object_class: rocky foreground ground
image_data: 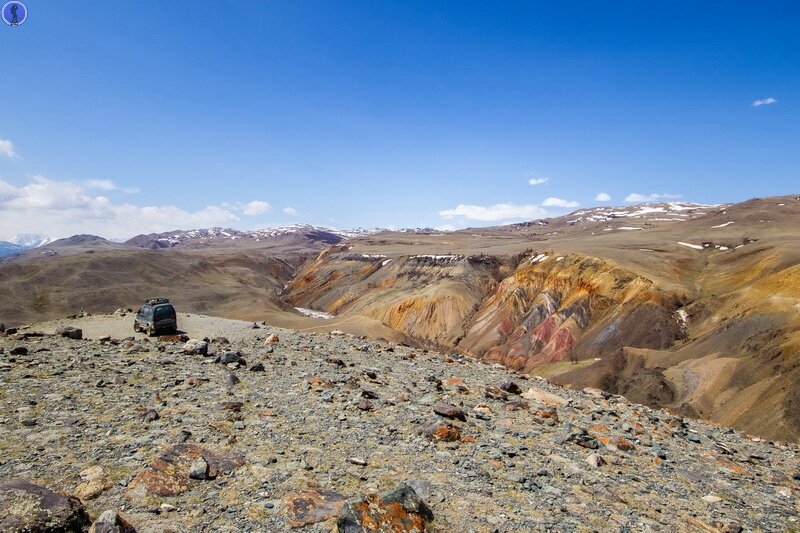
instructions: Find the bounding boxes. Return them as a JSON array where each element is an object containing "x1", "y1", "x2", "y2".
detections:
[{"x1": 0, "y1": 314, "x2": 798, "y2": 532}]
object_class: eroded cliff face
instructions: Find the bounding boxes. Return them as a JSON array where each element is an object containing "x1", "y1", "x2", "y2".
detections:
[
  {"x1": 285, "y1": 243, "x2": 800, "y2": 442},
  {"x1": 288, "y1": 250, "x2": 512, "y2": 347},
  {"x1": 459, "y1": 254, "x2": 683, "y2": 372},
  {"x1": 288, "y1": 249, "x2": 683, "y2": 368}
]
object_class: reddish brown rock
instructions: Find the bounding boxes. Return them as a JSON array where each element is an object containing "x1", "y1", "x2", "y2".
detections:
[
  {"x1": 357, "y1": 401, "x2": 374, "y2": 411},
  {"x1": 337, "y1": 484, "x2": 433, "y2": 533},
  {"x1": 484, "y1": 386, "x2": 509, "y2": 401},
  {"x1": 503, "y1": 400, "x2": 529, "y2": 412},
  {"x1": 432, "y1": 402, "x2": 467, "y2": 421},
  {"x1": 158, "y1": 334, "x2": 189, "y2": 343},
  {"x1": 306, "y1": 376, "x2": 334, "y2": 390},
  {"x1": 417, "y1": 420, "x2": 462, "y2": 442},
  {"x1": 265, "y1": 334, "x2": 280, "y2": 345},
  {"x1": 128, "y1": 444, "x2": 244, "y2": 497},
  {"x1": 283, "y1": 489, "x2": 347, "y2": 528},
  {"x1": 0, "y1": 479, "x2": 91, "y2": 532},
  {"x1": 598, "y1": 436, "x2": 636, "y2": 452}
]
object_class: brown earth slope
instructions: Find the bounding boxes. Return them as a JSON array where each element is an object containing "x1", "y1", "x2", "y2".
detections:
[{"x1": 285, "y1": 195, "x2": 800, "y2": 441}]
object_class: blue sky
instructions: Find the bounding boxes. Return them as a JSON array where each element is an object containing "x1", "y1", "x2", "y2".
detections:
[{"x1": 0, "y1": 1, "x2": 798, "y2": 240}]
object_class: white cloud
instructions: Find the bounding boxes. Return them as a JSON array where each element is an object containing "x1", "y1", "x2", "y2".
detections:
[
  {"x1": 84, "y1": 179, "x2": 139, "y2": 194},
  {"x1": 282, "y1": 206, "x2": 298, "y2": 216},
  {"x1": 439, "y1": 203, "x2": 551, "y2": 221},
  {"x1": 528, "y1": 176, "x2": 550, "y2": 186},
  {"x1": 85, "y1": 179, "x2": 116, "y2": 190},
  {"x1": 625, "y1": 192, "x2": 682, "y2": 202},
  {"x1": 542, "y1": 197, "x2": 580, "y2": 208},
  {"x1": 0, "y1": 175, "x2": 243, "y2": 241},
  {"x1": 752, "y1": 97, "x2": 777, "y2": 107},
  {"x1": 0, "y1": 139, "x2": 18, "y2": 159},
  {"x1": 242, "y1": 200, "x2": 272, "y2": 216},
  {"x1": 595, "y1": 192, "x2": 611, "y2": 202}
]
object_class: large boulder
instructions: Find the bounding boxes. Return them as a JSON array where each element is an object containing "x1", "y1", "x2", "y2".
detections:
[
  {"x1": 0, "y1": 479, "x2": 91, "y2": 532},
  {"x1": 55, "y1": 326, "x2": 83, "y2": 340},
  {"x1": 337, "y1": 484, "x2": 434, "y2": 532}
]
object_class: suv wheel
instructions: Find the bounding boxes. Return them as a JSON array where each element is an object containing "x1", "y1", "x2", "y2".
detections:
[{"x1": 147, "y1": 325, "x2": 155, "y2": 337}]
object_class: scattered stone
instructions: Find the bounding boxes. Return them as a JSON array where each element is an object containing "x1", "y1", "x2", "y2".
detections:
[
  {"x1": 89, "y1": 510, "x2": 137, "y2": 533},
  {"x1": 188, "y1": 456, "x2": 209, "y2": 480},
  {"x1": 0, "y1": 479, "x2": 91, "y2": 531},
  {"x1": 433, "y1": 402, "x2": 467, "y2": 421},
  {"x1": 75, "y1": 465, "x2": 108, "y2": 500},
  {"x1": 522, "y1": 387, "x2": 569, "y2": 407},
  {"x1": 652, "y1": 447, "x2": 668, "y2": 460},
  {"x1": 223, "y1": 373, "x2": 240, "y2": 387},
  {"x1": 484, "y1": 386, "x2": 508, "y2": 401},
  {"x1": 500, "y1": 381, "x2": 522, "y2": 394},
  {"x1": 361, "y1": 389, "x2": 379, "y2": 399},
  {"x1": 473, "y1": 403, "x2": 493, "y2": 420},
  {"x1": 337, "y1": 484, "x2": 434, "y2": 533},
  {"x1": 585, "y1": 454, "x2": 606, "y2": 468},
  {"x1": 140, "y1": 409, "x2": 160, "y2": 423},
  {"x1": 702, "y1": 494, "x2": 723, "y2": 504},
  {"x1": 182, "y1": 339, "x2": 208, "y2": 356},
  {"x1": 56, "y1": 326, "x2": 83, "y2": 340},
  {"x1": 265, "y1": 334, "x2": 280, "y2": 345},
  {"x1": 283, "y1": 489, "x2": 347, "y2": 528},
  {"x1": 249, "y1": 362, "x2": 265, "y2": 372},
  {"x1": 9, "y1": 346, "x2": 28, "y2": 355},
  {"x1": 417, "y1": 420, "x2": 462, "y2": 442},
  {"x1": 559, "y1": 424, "x2": 600, "y2": 449},
  {"x1": 348, "y1": 457, "x2": 368, "y2": 466}
]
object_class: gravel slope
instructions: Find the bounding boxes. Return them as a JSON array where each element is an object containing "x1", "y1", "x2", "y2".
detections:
[{"x1": 0, "y1": 314, "x2": 798, "y2": 532}]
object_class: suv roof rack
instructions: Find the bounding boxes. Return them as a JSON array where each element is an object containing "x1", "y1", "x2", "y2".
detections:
[{"x1": 145, "y1": 298, "x2": 170, "y2": 306}]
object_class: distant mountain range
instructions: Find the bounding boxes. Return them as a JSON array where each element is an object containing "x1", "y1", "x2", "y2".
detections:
[{"x1": 0, "y1": 225, "x2": 441, "y2": 256}]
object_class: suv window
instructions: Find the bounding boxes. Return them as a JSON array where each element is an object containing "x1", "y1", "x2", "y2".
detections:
[{"x1": 154, "y1": 305, "x2": 175, "y2": 319}]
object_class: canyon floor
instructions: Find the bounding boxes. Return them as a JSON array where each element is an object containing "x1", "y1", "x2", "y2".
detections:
[{"x1": 1, "y1": 314, "x2": 799, "y2": 532}]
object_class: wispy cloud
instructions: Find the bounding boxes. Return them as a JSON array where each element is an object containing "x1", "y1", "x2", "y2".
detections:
[
  {"x1": 439, "y1": 203, "x2": 551, "y2": 222},
  {"x1": 0, "y1": 175, "x2": 246, "y2": 241},
  {"x1": 242, "y1": 200, "x2": 272, "y2": 216},
  {"x1": 85, "y1": 179, "x2": 139, "y2": 194},
  {"x1": 595, "y1": 192, "x2": 611, "y2": 202},
  {"x1": 528, "y1": 176, "x2": 550, "y2": 186},
  {"x1": 0, "y1": 139, "x2": 18, "y2": 159},
  {"x1": 542, "y1": 197, "x2": 580, "y2": 208},
  {"x1": 752, "y1": 97, "x2": 777, "y2": 107},
  {"x1": 625, "y1": 192, "x2": 682, "y2": 202},
  {"x1": 283, "y1": 206, "x2": 298, "y2": 216}
]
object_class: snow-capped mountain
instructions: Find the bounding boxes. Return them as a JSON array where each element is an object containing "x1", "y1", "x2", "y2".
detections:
[
  {"x1": 0, "y1": 234, "x2": 55, "y2": 257},
  {"x1": 124, "y1": 224, "x2": 391, "y2": 249},
  {"x1": 9, "y1": 234, "x2": 55, "y2": 248}
]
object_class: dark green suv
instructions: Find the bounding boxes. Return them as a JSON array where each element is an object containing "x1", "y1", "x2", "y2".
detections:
[{"x1": 134, "y1": 298, "x2": 178, "y2": 336}]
